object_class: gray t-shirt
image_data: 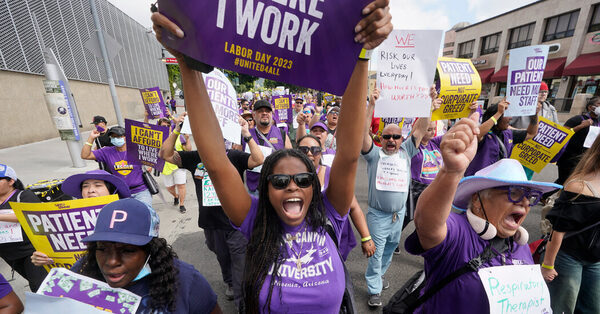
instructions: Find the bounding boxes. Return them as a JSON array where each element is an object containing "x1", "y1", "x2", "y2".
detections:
[{"x1": 362, "y1": 136, "x2": 418, "y2": 213}]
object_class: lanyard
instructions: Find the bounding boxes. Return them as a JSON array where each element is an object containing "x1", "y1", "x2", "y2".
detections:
[{"x1": 0, "y1": 190, "x2": 17, "y2": 207}]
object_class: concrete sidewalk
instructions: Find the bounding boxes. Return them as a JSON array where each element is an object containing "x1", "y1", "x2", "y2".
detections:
[{"x1": 0, "y1": 133, "x2": 200, "y2": 300}]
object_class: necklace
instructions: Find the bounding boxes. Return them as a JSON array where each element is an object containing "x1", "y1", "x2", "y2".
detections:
[{"x1": 286, "y1": 224, "x2": 307, "y2": 271}]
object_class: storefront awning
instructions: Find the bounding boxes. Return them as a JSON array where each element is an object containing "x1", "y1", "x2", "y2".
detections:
[
  {"x1": 564, "y1": 52, "x2": 600, "y2": 76},
  {"x1": 490, "y1": 66, "x2": 508, "y2": 83},
  {"x1": 543, "y1": 57, "x2": 566, "y2": 78},
  {"x1": 477, "y1": 68, "x2": 495, "y2": 84}
]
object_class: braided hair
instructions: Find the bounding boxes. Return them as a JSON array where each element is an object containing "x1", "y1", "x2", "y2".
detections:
[
  {"x1": 78, "y1": 237, "x2": 179, "y2": 312},
  {"x1": 243, "y1": 149, "x2": 327, "y2": 313}
]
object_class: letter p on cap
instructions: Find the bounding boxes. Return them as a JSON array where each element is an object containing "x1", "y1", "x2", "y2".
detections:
[{"x1": 110, "y1": 210, "x2": 128, "y2": 228}]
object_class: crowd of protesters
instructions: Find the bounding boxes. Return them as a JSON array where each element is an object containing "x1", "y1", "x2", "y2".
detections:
[{"x1": 1, "y1": 0, "x2": 599, "y2": 313}]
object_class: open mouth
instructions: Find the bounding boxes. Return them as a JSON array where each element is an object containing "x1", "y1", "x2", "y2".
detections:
[
  {"x1": 504, "y1": 212, "x2": 525, "y2": 229},
  {"x1": 386, "y1": 143, "x2": 396, "y2": 150},
  {"x1": 283, "y1": 198, "x2": 304, "y2": 216}
]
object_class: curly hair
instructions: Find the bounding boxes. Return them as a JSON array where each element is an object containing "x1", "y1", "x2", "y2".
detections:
[
  {"x1": 78, "y1": 237, "x2": 179, "y2": 312},
  {"x1": 243, "y1": 149, "x2": 327, "y2": 313}
]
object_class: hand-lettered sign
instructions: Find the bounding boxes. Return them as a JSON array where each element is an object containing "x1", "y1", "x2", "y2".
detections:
[
  {"x1": 375, "y1": 30, "x2": 443, "y2": 118},
  {"x1": 140, "y1": 87, "x2": 169, "y2": 119}
]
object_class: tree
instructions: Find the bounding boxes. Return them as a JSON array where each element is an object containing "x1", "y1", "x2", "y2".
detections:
[{"x1": 166, "y1": 64, "x2": 182, "y2": 97}]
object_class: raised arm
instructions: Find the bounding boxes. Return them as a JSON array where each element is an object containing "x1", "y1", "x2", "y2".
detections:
[
  {"x1": 240, "y1": 116, "x2": 264, "y2": 169},
  {"x1": 524, "y1": 103, "x2": 541, "y2": 141},
  {"x1": 296, "y1": 113, "x2": 308, "y2": 143},
  {"x1": 477, "y1": 99, "x2": 508, "y2": 141},
  {"x1": 158, "y1": 113, "x2": 186, "y2": 165},
  {"x1": 327, "y1": 0, "x2": 393, "y2": 215},
  {"x1": 81, "y1": 130, "x2": 100, "y2": 160},
  {"x1": 410, "y1": 87, "x2": 441, "y2": 147},
  {"x1": 152, "y1": 13, "x2": 251, "y2": 226},
  {"x1": 414, "y1": 112, "x2": 480, "y2": 250},
  {"x1": 362, "y1": 89, "x2": 378, "y2": 153}
]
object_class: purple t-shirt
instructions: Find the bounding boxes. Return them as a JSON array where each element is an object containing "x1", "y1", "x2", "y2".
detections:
[
  {"x1": 0, "y1": 274, "x2": 12, "y2": 299},
  {"x1": 237, "y1": 192, "x2": 347, "y2": 313},
  {"x1": 93, "y1": 146, "x2": 146, "y2": 193},
  {"x1": 410, "y1": 136, "x2": 443, "y2": 185},
  {"x1": 405, "y1": 213, "x2": 534, "y2": 313}
]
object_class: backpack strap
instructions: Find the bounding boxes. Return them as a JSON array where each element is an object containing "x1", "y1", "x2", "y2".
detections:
[{"x1": 407, "y1": 238, "x2": 508, "y2": 312}]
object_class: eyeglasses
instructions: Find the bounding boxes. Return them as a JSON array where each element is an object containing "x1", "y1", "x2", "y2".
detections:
[
  {"x1": 539, "y1": 91, "x2": 549, "y2": 95},
  {"x1": 267, "y1": 173, "x2": 314, "y2": 190},
  {"x1": 496, "y1": 186, "x2": 543, "y2": 206},
  {"x1": 298, "y1": 146, "x2": 322, "y2": 155},
  {"x1": 295, "y1": 101, "x2": 303, "y2": 104},
  {"x1": 381, "y1": 134, "x2": 402, "y2": 140},
  {"x1": 245, "y1": 118, "x2": 253, "y2": 122}
]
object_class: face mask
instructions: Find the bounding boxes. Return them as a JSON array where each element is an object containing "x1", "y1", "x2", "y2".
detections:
[
  {"x1": 594, "y1": 107, "x2": 600, "y2": 116},
  {"x1": 111, "y1": 137, "x2": 126, "y2": 147},
  {"x1": 133, "y1": 255, "x2": 151, "y2": 282}
]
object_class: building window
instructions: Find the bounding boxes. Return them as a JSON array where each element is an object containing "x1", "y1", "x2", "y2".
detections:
[
  {"x1": 444, "y1": 42, "x2": 455, "y2": 48},
  {"x1": 543, "y1": 10, "x2": 579, "y2": 42},
  {"x1": 458, "y1": 40, "x2": 474, "y2": 58},
  {"x1": 443, "y1": 50, "x2": 454, "y2": 56},
  {"x1": 480, "y1": 32, "x2": 501, "y2": 55},
  {"x1": 509, "y1": 23, "x2": 535, "y2": 49},
  {"x1": 590, "y1": 4, "x2": 600, "y2": 32}
]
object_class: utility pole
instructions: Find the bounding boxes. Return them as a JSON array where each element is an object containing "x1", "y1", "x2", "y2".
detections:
[{"x1": 89, "y1": 0, "x2": 124, "y2": 127}]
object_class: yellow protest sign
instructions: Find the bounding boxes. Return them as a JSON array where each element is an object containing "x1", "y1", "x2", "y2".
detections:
[
  {"x1": 510, "y1": 116, "x2": 574, "y2": 173},
  {"x1": 432, "y1": 57, "x2": 481, "y2": 121},
  {"x1": 11, "y1": 195, "x2": 119, "y2": 271}
]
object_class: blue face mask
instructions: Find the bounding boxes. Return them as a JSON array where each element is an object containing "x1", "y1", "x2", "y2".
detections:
[
  {"x1": 111, "y1": 137, "x2": 126, "y2": 147},
  {"x1": 133, "y1": 255, "x2": 151, "y2": 282}
]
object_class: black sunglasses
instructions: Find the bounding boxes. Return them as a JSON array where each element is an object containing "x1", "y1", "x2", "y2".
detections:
[
  {"x1": 298, "y1": 146, "x2": 322, "y2": 155},
  {"x1": 382, "y1": 134, "x2": 402, "y2": 140},
  {"x1": 267, "y1": 173, "x2": 314, "y2": 190},
  {"x1": 245, "y1": 118, "x2": 253, "y2": 122}
]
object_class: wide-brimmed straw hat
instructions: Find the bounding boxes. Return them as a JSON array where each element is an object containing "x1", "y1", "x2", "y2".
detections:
[{"x1": 452, "y1": 159, "x2": 561, "y2": 211}]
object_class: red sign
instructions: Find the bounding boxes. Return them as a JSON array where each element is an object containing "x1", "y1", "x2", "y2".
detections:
[{"x1": 162, "y1": 58, "x2": 179, "y2": 64}]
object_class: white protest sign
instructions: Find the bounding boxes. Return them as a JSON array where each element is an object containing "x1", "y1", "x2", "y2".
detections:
[
  {"x1": 202, "y1": 69, "x2": 241, "y2": 144},
  {"x1": 25, "y1": 292, "x2": 107, "y2": 314},
  {"x1": 478, "y1": 265, "x2": 552, "y2": 314},
  {"x1": 180, "y1": 115, "x2": 191, "y2": 134},
  {"x1": 375, "y1": 30, "x2": 442, "y2": 118},
  {"x1": 584, "y1": 126, "x2": 600, "y2": 148},
  {"x1": 202, "y1": 176, "x2": 222, "y2": 207},
  {"x1": 505, "y1": 45, "x2": 549, "y2": 117},
  {"x1": 375, "y1": 151, "x2": 409, "y2": 192},
  {"x1": 0, "y1": 210, "x2": 22, "y2": 243},
  {"x1": 245, "y1": 145, "x2": 273, "y2": 173}
]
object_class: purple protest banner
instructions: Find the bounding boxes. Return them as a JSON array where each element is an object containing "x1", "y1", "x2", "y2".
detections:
[
  {"x1": 139, "y1": 87, "x2": 169, "y2": 119},
  {"x1": 38, "y1": 268, "x2": 141, "y2": 313},
  {"x1": 504, "y1": 45, "x2": 549, "y2": 117},
  {"x1": 125, "y1": 119, "x2": 168, "y2": 172},
  {"x1": 156, "y1": 0, "x2": 370, "y2": 95},
  {"x1": 272, "y1": 95, "x2": 293, "y2": 124}
]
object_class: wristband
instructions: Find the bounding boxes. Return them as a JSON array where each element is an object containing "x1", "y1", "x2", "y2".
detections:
[
  {"x1": 541, "y1": 263, "x2": 554, "y2": 270},
  {"x1": 359, "y1": 48, "x2": 373, "y2": 60},
  {"x1": 243, "y1": 136, "x2": 253, "y2": 143},
  {"x1": 173, "y1": 131, "x2": 181, "y2": 136},
  {"x1": 490, "y1": 116, "x2": 498, "y2": 125},
  {"x1": 570, "y1": 128, "x2": 574, "y2": 132},
  {"x1": 361, "y1": 236, "x2": 372, "y2": 243},
  {"x1": 85, "y1": 142, "x2": 93, "y2": 147}
]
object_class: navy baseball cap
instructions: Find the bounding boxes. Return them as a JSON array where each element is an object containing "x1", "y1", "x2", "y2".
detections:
[{"x1": 82, "y1": 198, "x2": 159, "y2": 246}]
